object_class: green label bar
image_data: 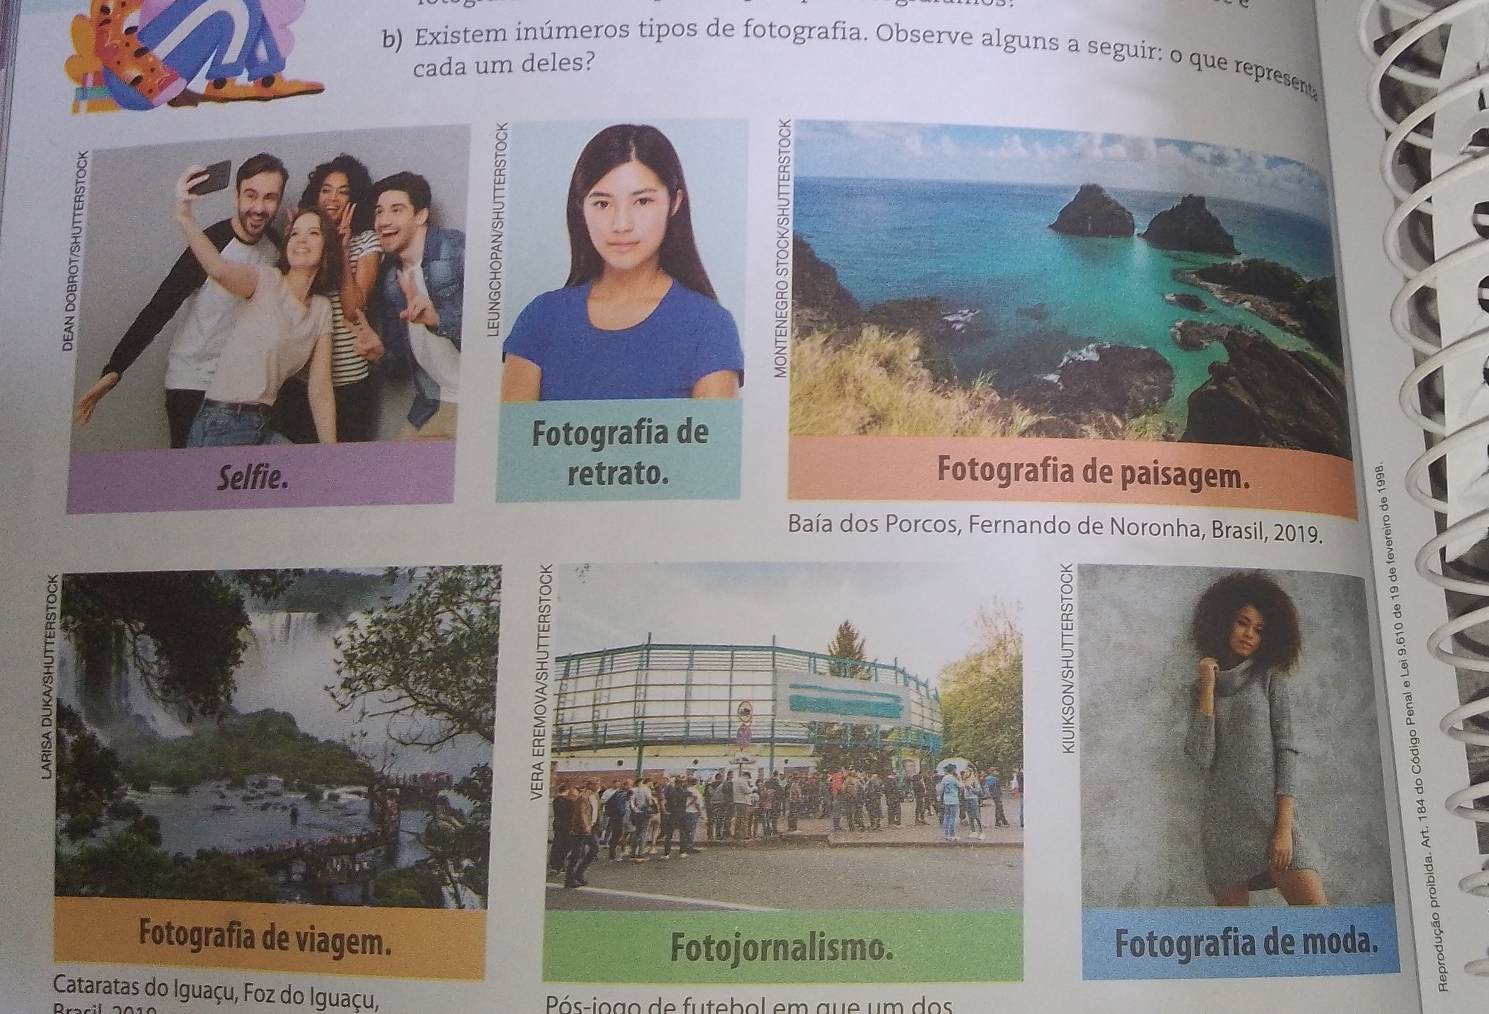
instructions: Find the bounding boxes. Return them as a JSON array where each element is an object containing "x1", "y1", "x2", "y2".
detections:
[{"x1": 544, "y1": 910, "x2": 1022, "y2": 983}]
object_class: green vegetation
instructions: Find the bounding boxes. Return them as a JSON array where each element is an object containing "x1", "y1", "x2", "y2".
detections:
[
  {"x1": 370, "y1": 866, "x2": 446, "y2": 908},
  {"x1": 940, "y1": 609, "x2": 1024, "y2": 775},
  {"x1": 61, "y1": 570, "x2": 299, "y2": 725},
  {"x1": 791, "y1": 328, "x2": 1044, "y2": 438},
  {"x1": 56, "y1": 833, "x2": 277, "y2": 902},
  {"x1": 811, "y1": 621, "x2": 892, "y2": 773},
  {"x1": 334, "y1": 568, "x2": 500, "y2": 908},
  {"x1": 54, "y1": 567, "x2": 500, "y2": 909},
  {"x1": 1120, "y1": 411, "x2": 1179, "y2": 442},
  {"x1": 260, "y1": 569, "x2": 393, "y2": 616},
  {"x1": 332, "y1": 567, "x2": 500, "y2": 749},
  {"x1": 55, "y1": 704, "x2": 123, "y2": 839},
  {"x1": 116, "y1": 710, "x2": 373, "y2": 790}
]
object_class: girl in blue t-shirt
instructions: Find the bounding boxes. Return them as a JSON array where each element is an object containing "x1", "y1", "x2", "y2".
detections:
[{"x1": 501, "y1": 124, "x2": 743, "y2": 402}]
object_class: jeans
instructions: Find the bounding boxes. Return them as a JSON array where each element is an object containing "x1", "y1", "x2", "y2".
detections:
[
  {"x1": 682, "y1": 812, "x2": 699, "y2": 852},
  {"x1": 942, "y1": 803, "x2": 960, "y2": 839},
  {"x1": 186, "y1": 399, "x2": 289, "y2": 447}
]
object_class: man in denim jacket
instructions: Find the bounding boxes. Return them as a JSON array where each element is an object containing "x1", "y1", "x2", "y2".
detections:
[{"x1": 372, "y1": 172, "x2": 464, "y2": 439}]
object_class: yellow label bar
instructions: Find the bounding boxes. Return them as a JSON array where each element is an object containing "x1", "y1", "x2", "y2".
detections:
[{"x1": 55, "y1": 898, "x2": 485, "y2": 980}]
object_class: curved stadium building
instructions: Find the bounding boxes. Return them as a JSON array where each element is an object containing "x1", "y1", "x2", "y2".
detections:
[{"x1": 552, "y1": 639, "x2": 943, "y2": 777}]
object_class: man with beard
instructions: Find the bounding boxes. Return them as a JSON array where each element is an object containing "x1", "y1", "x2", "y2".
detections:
[{"x1": 75, "y1": 154, "x2": 288, "y2": 447}]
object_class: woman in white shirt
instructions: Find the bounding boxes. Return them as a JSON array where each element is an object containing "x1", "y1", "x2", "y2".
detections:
[{"x1": 171, "y1": 165, "x2": 345, "y2": 447}]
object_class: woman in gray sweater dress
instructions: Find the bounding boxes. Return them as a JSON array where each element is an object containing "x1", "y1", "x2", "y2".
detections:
[{"x1": 1184, "y1": 573, "x2": 1328, "y2": 906}]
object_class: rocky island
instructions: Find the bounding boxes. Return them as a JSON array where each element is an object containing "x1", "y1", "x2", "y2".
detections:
[
  {"x1": 1171, "y1": 320, "x2": 1244, "y2": 351},
  {"x1": 1142, "y1": 194, "x2": 1238, "y2": 255},
  {"x1": 1049, "y1": 183, "x2": 1136, "y2": 237},
  {"x1": 1165, "y1": 291, "x2": 1208, "y2": 312},
  {"x1": 1176, "y1": 258, "x2": 1342, "y2": 364}
]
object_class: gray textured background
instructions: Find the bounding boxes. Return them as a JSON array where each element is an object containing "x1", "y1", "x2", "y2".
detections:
[
  {"x1": 71, "y1": 125, "x2": 469, "y2": 452},
  {"x1": 1079, "y1": 565, "x2": 1394, "y2": 907}
]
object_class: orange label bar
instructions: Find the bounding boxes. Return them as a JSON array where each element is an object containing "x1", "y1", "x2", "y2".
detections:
[
  {"x1": 55, "y1": 897, "x2": 485, "y2": 980},
  {"x1": 788, "y1": 437, "x2": 1358, "y2": 519}
]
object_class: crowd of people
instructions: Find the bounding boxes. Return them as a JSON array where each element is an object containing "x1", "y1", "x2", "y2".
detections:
[
  {"x1": 546, "y1": 762, "x2": 1026, "y2": 887},
  {"x1": 231, "y1": 826, "x2": 389, "y2": 864},
  {"x1": 924, "y1": 764, "x2": 1024, "y2": 843}
]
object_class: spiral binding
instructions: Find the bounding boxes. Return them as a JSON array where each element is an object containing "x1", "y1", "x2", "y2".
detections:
[{"x1": 1361, "y1": 0, "x2": 1489, "y2": 977}]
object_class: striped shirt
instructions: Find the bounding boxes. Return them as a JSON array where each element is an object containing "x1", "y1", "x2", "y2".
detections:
[{"x1": 330, "y1": 231, "x2": 381, "y2": 386}]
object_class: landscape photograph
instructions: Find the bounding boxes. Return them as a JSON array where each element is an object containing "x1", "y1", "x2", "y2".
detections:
[
  {"x1": 792, "y1": 122, "x2": 1348, "y2": 456},
  {"x1": 53, "y1": 567, "x2": 499, "y2": 911}
]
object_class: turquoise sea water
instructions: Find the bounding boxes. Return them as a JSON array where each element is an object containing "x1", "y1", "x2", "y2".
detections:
[{"x1": 794, "y1": 177, "x2": 1338, "y2": 424}]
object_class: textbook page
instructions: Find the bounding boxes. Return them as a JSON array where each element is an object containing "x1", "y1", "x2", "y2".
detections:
[
  {"x1": 1315, "y1": 2, "x2": 1489, "y2": 1010},
  {"x1": 0, "y1": 1, "x2": 1419, "y2": 1012}
]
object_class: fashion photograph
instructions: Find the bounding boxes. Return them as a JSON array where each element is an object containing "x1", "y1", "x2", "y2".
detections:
[{"x1": 1078, "y1": 565, "x2": 1394, "y2": 910}]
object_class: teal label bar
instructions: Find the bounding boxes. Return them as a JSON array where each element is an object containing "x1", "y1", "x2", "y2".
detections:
[{"x1": 498, "y1": 400, "x2": 742, "y2": 502}]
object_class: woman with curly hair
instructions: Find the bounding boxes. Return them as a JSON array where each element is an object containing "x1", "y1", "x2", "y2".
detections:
[
  {"x1": 1185, "y1": 572, "x2": 1327, "y2": 906},
  {"x1": 275, "y1": 154, "x2": 384, "y2": 443}
]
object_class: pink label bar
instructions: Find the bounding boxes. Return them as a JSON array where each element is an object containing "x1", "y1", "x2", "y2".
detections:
[
  {"x1": 67, "y1": 442, "x2": 455, "y2": 513},
  {"x1": 789, "y1": 437, "x2": 1358, "y2": 519}
]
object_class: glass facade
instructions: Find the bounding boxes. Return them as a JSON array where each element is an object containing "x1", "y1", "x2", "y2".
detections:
[{"x1": 553, "y1": 642, "x2": 943, "y2": 755}]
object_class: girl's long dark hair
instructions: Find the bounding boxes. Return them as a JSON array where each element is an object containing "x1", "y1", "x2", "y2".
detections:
[
  {"x1": 564, "y1": 124, "x2": 716, "y2": 300},
  {"x1": 301, "y1": 154, "x2": 374, "y2": 234},
  {"x1": 278, "y1": 208, "x2": 344, "y2": 299},
  {"x1": 1191, "y1": 572, "x2": 1301, "y2": 671}
]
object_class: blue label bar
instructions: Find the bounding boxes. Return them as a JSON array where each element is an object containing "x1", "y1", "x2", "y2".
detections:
[{"x1": 1082, "y1": 905, "x2": 1399, "y2": 980}]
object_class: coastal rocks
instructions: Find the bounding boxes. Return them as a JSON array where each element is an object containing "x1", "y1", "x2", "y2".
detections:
[
  {"x1": 1013, "y1": 343, "x2": 1175, "y2": 422},
  {"x1": 865, "y1": 296, "x2": 980, "y2": 345},
  {"x1": 1049, "y1": 183, "x2": 1136, "y2": 237},
  {"x1": 1165, "y1": 292, "x2": 1208, "y2": 313},
  {"x1": 1178, "y1": 259, "x2": 1343, "y2": 364},
  {"x1": 1182, "y1": 327, "x2": 1350, "y2": 457},
  {"x1": 1142, "y1": 195, "x2": 1238, "y2": 255},
  {"x1": 1171, "y1": 320, "x2": 1256, "y2": 351},
  {"x1": 792, "y1": 233, "x2": 862, "y2": 334}
]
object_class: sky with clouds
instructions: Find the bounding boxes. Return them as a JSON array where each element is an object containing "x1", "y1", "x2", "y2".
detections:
[
  {"x1": 555, "y1": 562, "x2": 1020, "y2": 689},
  {"x1": 797, "y1": 121, "x2": 1331, "y2": 221}
]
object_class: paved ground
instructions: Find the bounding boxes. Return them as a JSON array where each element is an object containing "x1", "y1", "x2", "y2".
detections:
[
  {"x1": 781, "y1": 810, "x2": 1023, "y2": 847},
  {"x1": 544, "y1": 844, "x2": 1024, "y2": 912}
]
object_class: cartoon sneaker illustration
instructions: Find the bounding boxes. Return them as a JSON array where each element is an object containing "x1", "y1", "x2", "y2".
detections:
[{"x1": 68, "y1": 0, "x2": 323, "y2": 112}]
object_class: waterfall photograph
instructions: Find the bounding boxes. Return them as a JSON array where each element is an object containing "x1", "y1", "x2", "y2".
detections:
[{"x1": 52, "y1": 567, "x2": 500, "y2": 911}]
